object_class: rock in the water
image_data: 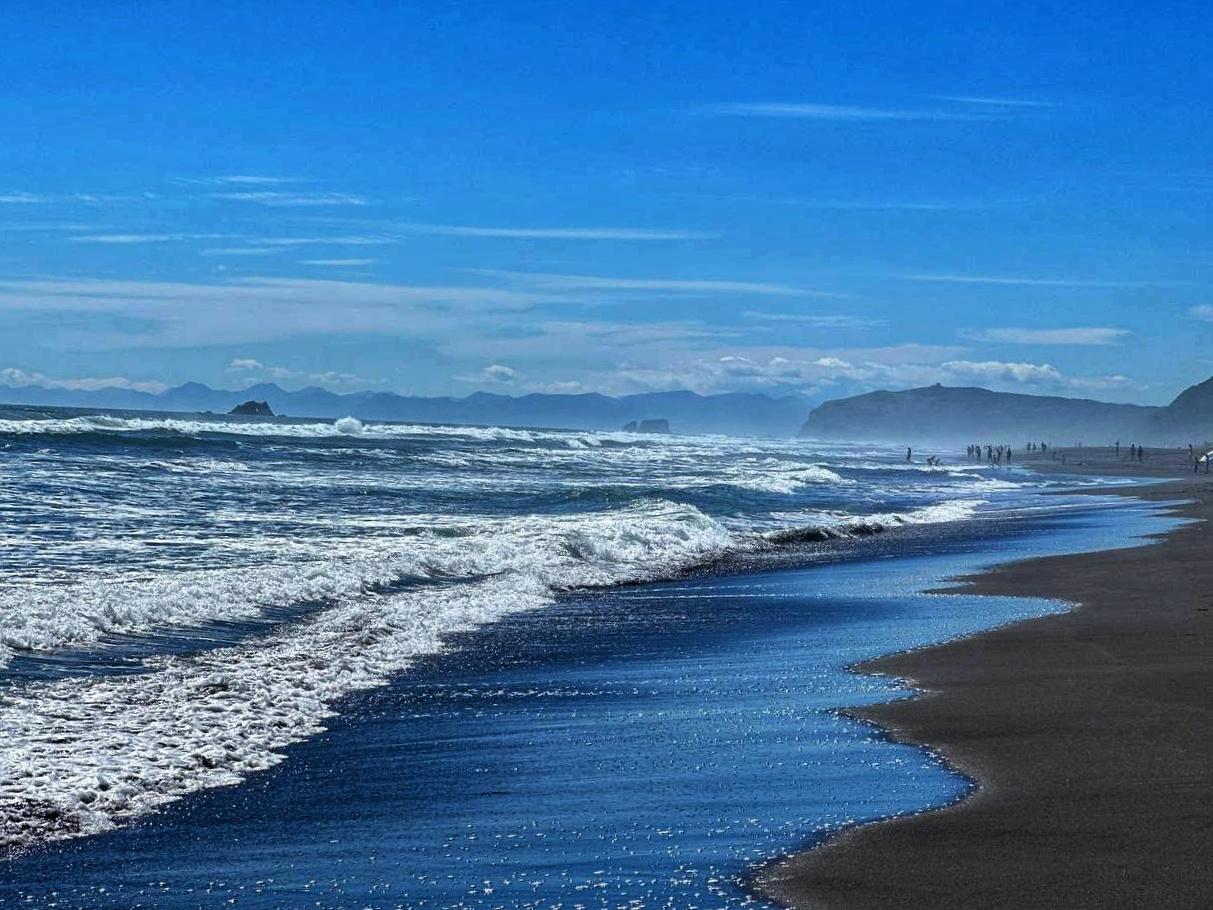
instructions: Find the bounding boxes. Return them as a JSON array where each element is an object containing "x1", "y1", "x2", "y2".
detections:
[{"x1": 229, "y1": 400, "x2": 274, "y2": 417}]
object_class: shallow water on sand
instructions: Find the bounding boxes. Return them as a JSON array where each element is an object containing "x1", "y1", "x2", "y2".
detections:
[{"x1": 0, "y1": 498, "x2": 1178, "y2": 909}]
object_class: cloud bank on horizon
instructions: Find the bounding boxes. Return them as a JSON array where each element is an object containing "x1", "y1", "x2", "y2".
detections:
[{"x1": 1, "y1": 1, "x2": 1209, "y2": 406}]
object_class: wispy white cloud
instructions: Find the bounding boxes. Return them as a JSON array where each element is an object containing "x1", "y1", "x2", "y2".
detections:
[
  {"x1": 595, "y1": 352, "x2": 1132, "y2": 397},
  {"x1": 0, "y1": 222, "x2": 102, "y2": 232},
  {"x1": 71, "y1": 233, "x2": 237, "y2": 244},
  {"x1": 800, "y1": 200, "x2": 1013, "y2": 211},
  {"x1": 172, "y1": 175, "x2": 303, "y2": 186},
  {"x1": 249, "y1": 236, "x2": 396, "y2": 246},
  {"x1": 1, "y1": 366, "x2": 167, "y2": 393},
  {"x1": 932, "y1": 95, "x2": 1057, "y2": 108},
  {"x1": 743, "y1": 311, "x2": 882, "y2": 328},
  {"x1": 1, "y1": 192, "x2": 157, "y2": 205},
  {"x1": 473, "y1": 269, "x2": 836, "y2": 297},
  {"x1": 212, "y1": 175, "x2": 302, "y2": 185},
  {"x1": 0, "y1": 276, "x2": 548, "y2": 349},
  {"x1": 704, "y1": 102, "x2": 979, "y2": 121},
  {"x1": 939, "y1": 359, "x2": 1066, "y2": 385},
  {"x1": 224, "y1": 357, "x2": 383, "y2": 388},
  {"x1": 200, "y1": 247, "x2": 281, "y2": 257},
  {"x1": 1190, "y1": 305, "x2": 1213, "y2": 321},
  {"x1": 399, "y1": 223, "x2": 714, "y2": 240},
  {"x1": 939, "y1": 359, "x2": 1131, "y2": 391},
  {"x1": 210, "y1": 191, "x2": 369, "y2": 206},
  {"x1": 299, "y1": 258, "x2": 378, "y2": 267},
  {"x1": 965, "y1": 326, "x2": 1130, "y2": 345},
  {"x1": 904, "y1": 272, "x2": 1155, "y2": 288},
  {"x1": 455, "y1": 363, "x2": 519, "y2": 385}
]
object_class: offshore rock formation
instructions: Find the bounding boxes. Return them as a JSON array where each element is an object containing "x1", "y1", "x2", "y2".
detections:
[{"x1": 229, "y1": 400, "x2": 274, "y2": 417}]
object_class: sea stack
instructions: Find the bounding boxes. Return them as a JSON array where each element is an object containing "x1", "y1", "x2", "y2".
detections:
[{"x1": 229, "y1": 400, "x2": 274, "y2": 417}]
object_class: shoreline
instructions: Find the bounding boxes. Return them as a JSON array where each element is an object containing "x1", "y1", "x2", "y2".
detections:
[{"x1": 755, "y1": 448, "x2": 1213, "y2": 909}]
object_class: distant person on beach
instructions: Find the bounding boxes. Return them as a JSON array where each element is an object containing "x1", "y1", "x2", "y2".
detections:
[
  {"x1": 906, "y1": 447, "x2": 912, "y2": 463},
  {"x1": 1138, "y1": 446, "x2": 1144, "y2": 462},
  {"x1": 1115, "y1": 441, "x2": 1120, "y2": 457}
]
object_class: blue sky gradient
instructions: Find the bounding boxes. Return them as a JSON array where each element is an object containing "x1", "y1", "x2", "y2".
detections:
[{"x1": 2, "y1": 1, "x2": 1210, "y2": 403}]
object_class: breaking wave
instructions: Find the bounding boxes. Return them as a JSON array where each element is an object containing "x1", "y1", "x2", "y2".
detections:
[
  {"x1": 334, "y1": 416, "x2": 364, "y2": 435},
  {"x1": 0, "y1": 492, "x2": 995, "y2": 850},
  {"x1": 0, "y1": 414, "x2": 620, "y2": 448}
]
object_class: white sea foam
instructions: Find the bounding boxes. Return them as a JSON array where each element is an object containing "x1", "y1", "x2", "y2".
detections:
[
  {"x1": 765, "y1": 498, "x2": 987, "y2": 540},
  {"x1": 0, "y1": 501, "x2": 738, "y2": 849},
  {"x1": 715, "y1": 461, "x2": 847, "y2": 493},
  {"x1": 0, "y1": 492, "x2": 989, "y2": 853},
  {"x1": 334, "y1": 416, "x2": 364, "y2": 435},
  {"x1": 0, "y1": 502, "x2": 733, "y2": 666},
  {"x1": 0, "y1": 414, "x2": 621, "y2": 448},
  {"x1": 148, "y1": 458, "x2": 251, "y2": 474}
]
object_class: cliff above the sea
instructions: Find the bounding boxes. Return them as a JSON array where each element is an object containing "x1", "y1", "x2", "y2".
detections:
[{"x1": 800, "y1": 383, "x2": 1157, "y2": 444}]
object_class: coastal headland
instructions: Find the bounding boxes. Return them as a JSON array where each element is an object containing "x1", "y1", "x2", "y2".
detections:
[{"x1": 758, "y1": 446, "x2": 1213, "y2": 909}]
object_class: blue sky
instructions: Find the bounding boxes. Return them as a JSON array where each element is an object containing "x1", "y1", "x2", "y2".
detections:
[{"x1": 2, "y1": 0, "x2": 1211, "y2": 404}]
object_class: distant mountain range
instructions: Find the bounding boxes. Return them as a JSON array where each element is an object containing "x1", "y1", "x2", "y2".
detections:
[
  {"x1": 11, "y1": 374, "x2": 1213, "y2": 442},
  {"x1": 0, "y1": 380, "x2": 810, "y2": 437},
  {"x1": 801, "y1": 380, "x2": 1213, "y2": 444}
]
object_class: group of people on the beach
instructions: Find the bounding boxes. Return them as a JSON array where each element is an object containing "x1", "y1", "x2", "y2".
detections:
[
  {"x1": 951, "y1": 439, "x2": 1213, "y2": 474},
  {"x1": 1113, "y1": 441, "x2": 1147, "y2": 462},
  {"x1": 965, "y1": 444, "x2": 1015, "y2": 464}
]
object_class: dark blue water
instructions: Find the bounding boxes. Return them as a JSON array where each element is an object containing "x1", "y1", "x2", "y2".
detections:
[{"x1": 0, "y1": 493, "x2": 1177, "y2": 909}]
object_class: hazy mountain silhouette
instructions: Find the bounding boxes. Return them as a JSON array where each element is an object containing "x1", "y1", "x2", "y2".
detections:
[
  {"x1": 10, "y1": 374, "x2": 1213, "y2": 441},
  {"x1": 1150, "y1": 375, "x2": 1213, "y2": 439},
  {"x1": 0, "y1": 380, "x2": 808, "y2": 436},
  {"x1": 800, "y1": 381, "x2": 1213, "y2": 444}
]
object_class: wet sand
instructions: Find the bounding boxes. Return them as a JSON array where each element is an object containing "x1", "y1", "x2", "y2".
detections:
[{"x1": 757, "y1": 446, "x2": 1213, "y2": 909}]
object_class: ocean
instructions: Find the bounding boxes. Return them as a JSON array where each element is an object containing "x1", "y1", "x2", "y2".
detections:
[{"x1": 0, "y1": 406, "x2": 1176, "y2": 908}]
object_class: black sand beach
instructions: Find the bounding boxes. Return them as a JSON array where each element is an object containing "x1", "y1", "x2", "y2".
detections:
[{"x1": 758, "y1": 447, "x2": 1213, "y2": 909}]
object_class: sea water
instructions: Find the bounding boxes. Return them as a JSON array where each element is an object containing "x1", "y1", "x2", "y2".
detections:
[{"x1": 0, "y1": 405, "x2": 1176, "y2": 907}]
